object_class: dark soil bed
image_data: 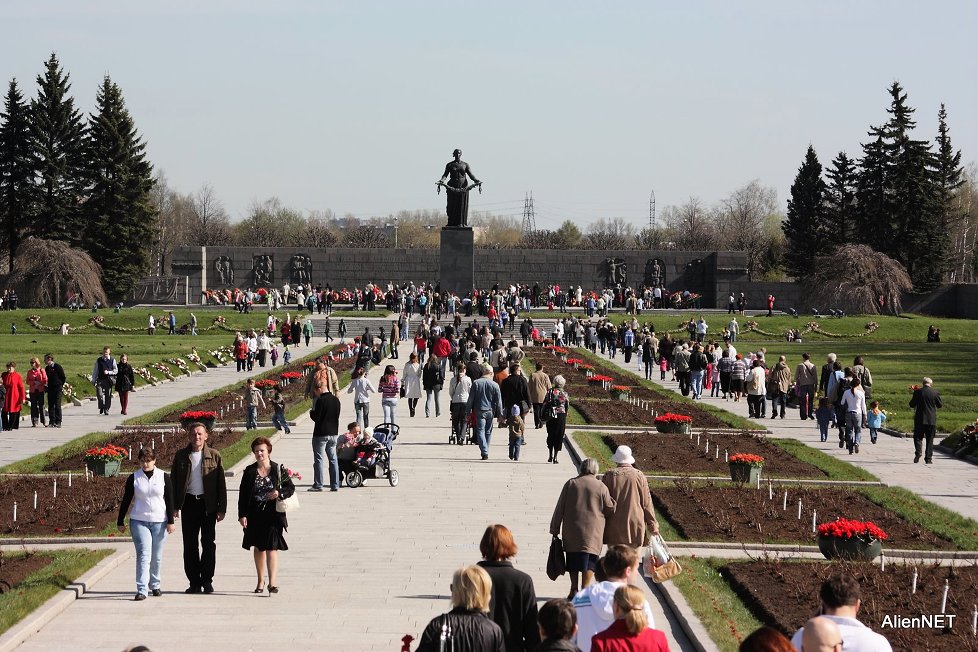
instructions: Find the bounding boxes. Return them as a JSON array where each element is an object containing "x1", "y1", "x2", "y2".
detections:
[
  {"x1": 42, "y1": 427, "x2": 246, "y2": 474},
  {"x1": 573, "y1": 399, "x2": 656, "y2": 427},
  {"x1": 0, "y1": 553, "x2": 52, "y2": 592},
  {"x1": 654, "y1": 483, "x2": 956, "y2": 550},
  {"x1": 0, "y1": 474, "x2": 125, "y2": 536},
  {"x1": 606, "y1": 432, "x2": 827, "y2": 478},
  {"x1": 722, "y1": 560, "x2": 978, "y2": 651}
]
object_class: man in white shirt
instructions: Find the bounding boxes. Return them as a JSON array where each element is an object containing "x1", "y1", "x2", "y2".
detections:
[
  {"x1": 790, "y1": 574, "x2": 892, "y2": 652},
  {"x1": 572, "y1": 545, "x2": 654, "y2": 652}
]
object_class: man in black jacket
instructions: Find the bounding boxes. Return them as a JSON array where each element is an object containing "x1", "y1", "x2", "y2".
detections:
[
  {"x1": 170, "y1": 424, "x2": 228, "y2": 593},
  {"x1": 44, "y1": 354, "x2": 66, "y2": 428},
  {"x1": 688, "y1": 344, "x2": 708, "y2": 400},
  {"x1": 910, "y1": 377, "x2": 943, "y2": 464},
  {"x1": 310, "y1": 389, "x2": 342, "y2": 491}
]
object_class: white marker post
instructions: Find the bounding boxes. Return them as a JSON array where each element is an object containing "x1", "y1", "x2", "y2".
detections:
[
  {"x1": 128, "y1": 446, "x2": 132, "y2": 460},
  {"x1": 756, "y1": 473, "x2": 761, "y2": 490},
  {"x1": 33, "y1": 491, "x2": 38, "y2": 509},
  {"x1": 911, "y1": 567, "x2": 918, "y2": 594},
  {"x1": 725, "y1": 450, "x2": 728, "y2": 463},
  {"x1": 970, "y1": 605, "x2": 976, "y2": 636},
  {"x1": 797, "y1": 499, "x2": 802, "y2": 520},
  {"x1": 768, "y1": 482, "x2": 773, "y2": 500},
  {"x1": 12, "y1": 502, "x2": 16, "y2": 522},
  {"x1": 783, "y1": 491, "x2": 788, "y2": 511},
  {"x1": 812, "y1": 510, "x2": 817, "y2": 533},
  {"x1": 880, "y1": 550, "x2": 885, "y2": 572},
  {"x1": 941, "y1": 579, "x2": 949, "y2": 613},
  {"x1": 68, "y1": 471, "x2": 72, "y2": 487},
  {"x1": 53, "y1": 478, "x2": 57, "y2": 498}
]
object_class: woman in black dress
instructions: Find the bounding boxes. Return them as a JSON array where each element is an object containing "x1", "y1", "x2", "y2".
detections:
[
  {"x1": 544, "y1": 376, "x2": 569, "y2": 465},
  {"x1": 115, "y1": 353, "x2": 136, "y2": 415},
  {"x1": 238, "y1": 436, "x2": 295, "y2": 594}
]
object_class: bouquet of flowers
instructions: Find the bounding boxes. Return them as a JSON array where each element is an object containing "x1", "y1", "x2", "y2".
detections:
[
  {"x1": 817, "y1": 518, "x2": 888, "y2": 542},
  {"x1": 729, "y1": 453, "x2": 765, "y2": 467},
  {"x1": 83, "y1": 444, "x2": 127, "y2": 463},
  {"x1": 152, "y1": 362, "x2": 175, "y2": 381}
]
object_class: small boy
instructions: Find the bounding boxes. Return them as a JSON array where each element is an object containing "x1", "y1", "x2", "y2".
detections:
[
  {"x1": 243, "y1": 378, "x2": 265, "y2": 430},
  {"x1": 507, "y1": 403, "x2": 525, "y2": 462},
  {"x1": 283, "y1": 345, "x2": 292, "y2": 365},
  {"x1": 271, "y1": 388, "x2": 290, "y2": 434},
  {"x1": 270, "y1": 345, "x2": 279, "y2": 366},
  {"x1": 867, "y1": 401, "x2": 887, "y2": 444},
  {"x1": 815, "y1": 397, "x2": 834, "y2": 443}
]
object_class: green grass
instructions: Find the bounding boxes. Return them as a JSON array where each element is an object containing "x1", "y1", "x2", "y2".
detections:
[
  {"x1": 669, "y1": 556, "x2": 762, "y2": 652},
  {"x1": 859, "y1": 485, "x2": 978, "y2": 550},
  {"x1": 0, "y1": 430, "x2": 118, "y2": 474},
  {"x1": 0, "y1": 549, "x2": 112, "y2": 635},
  {"x1": 770, "y1": 439, "x2": 878, "y2": 482}
]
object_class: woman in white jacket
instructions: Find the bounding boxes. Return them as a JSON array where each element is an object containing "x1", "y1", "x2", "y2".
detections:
[
  {"x1": 347, "y1": 367, "x2": 376, "y2": 428},
  {"x1": 448, "y1": 362, "x2": 472, "y2": 445},
  {"x1": 401, "y1": 353, "x2": 423, "y2": 417}
]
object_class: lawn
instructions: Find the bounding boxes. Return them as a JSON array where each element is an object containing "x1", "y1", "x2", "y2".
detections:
[{"x1": 0, "y1": 308, "x2": 326, "y2": 400}]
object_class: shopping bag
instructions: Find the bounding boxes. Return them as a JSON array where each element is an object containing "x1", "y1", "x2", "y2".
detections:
[
  {"x1": 648, "y1": 535, "x2": 682, "y2": 583},
  {"x1": 546, "y1": 536, "x2": 566, "y2": 580}
]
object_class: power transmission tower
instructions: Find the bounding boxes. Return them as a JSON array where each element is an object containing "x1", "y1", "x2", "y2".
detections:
[
  {"x1": 649, "y1": 189, "x2": 656, "y2": 230},
  {"x1": 521, "y1": 191, "x2": 536, "y2": 235}
]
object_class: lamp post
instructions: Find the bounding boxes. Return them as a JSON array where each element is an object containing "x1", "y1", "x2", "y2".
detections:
[{"x1": 386, "y1": 214, "x2": 399, "y2": 248}]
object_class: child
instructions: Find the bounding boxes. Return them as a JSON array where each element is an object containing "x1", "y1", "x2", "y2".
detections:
[
  {"x1": 815, "y1": 397, "x2": 834, "y2": 443},
  {"x1": 271, "y1": 388, "x2": 290, "y2": 434},
  {"x1": 270, "y1": 345, "x2": 279, "y2": 366},
  {"x1": 507, "y1": 403, "x2": 525, "y2": 462},
  {"x1": 867, "y1": 401, "x2": 886, "y2": 444},
  {"x1": 283, "y1": 345, "x2": 292, "y2": 365},
  {"x1": 243, "y1": 378, "x2": 265, "y2": 430},
  {"x1": 659, "y1": 355, "x2": 668, "y2": 381}
]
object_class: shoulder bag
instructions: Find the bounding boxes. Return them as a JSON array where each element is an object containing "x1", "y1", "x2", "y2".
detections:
[{"x1": 275, "y1": 463, "x2": 300, "y2": 513}]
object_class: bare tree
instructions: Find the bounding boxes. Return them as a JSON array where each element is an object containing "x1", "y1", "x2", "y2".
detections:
[
  {"x1": 234, "y1": 197, "x2": 305, "y2": 247},
  {"x1": 472, "y1": 213, "x2": 521, "y2": 248},
  {"x1": 8, "y1": 237, "x2": 108, "y2": 307},
  {"x1": 714, "y1": 180, "x2": 778, "y2": 279},
  {"x1": 343, "y1": 224, "x2": 389, "y2": 248},
  {"x1": 187, "y1": 185, "x2": 231, "y2": 246},
  {"x1": 584, "y1": 217, "x2": 636, "y2": 250},
  {"x1": 662, "y1": 197, "x2": 715, "y2": 250},
  {"x1": 305, "y1": 210, "x2": 338, "y2": 248},
  {"x1": 803, "y1": 244, "x2": 912, "y2": 314}
]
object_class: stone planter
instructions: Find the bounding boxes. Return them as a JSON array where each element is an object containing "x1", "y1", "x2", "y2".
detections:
[
  {"x1": 180, "y1": 417, "x2": 216, "y2": 432},
  {"x1": 655, "y1": 421, "x2": 691, "y2": 434},
  {"x1": 86, "y1": 459, "x2": 121, "y2": 477},
  {"x1": 817, "y1": 535, "x2": 883, "y2": 561},
  {"x1": 611, "y1": 391, "x2": 630, "y2": 401},
  {"x1": 729, "y1": 462, "x2": 762, "y2": 484}
]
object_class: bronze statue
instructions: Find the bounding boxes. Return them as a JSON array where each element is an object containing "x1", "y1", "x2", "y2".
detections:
[
  {"x1": 289, "y1": 254, "x2": 311, "y2": 285},
  {"x1": 644, "y1": 258, "x2": 664, "y2": 288},
  {"x1": 214, "y1": 256, "x2": 234, "y2": 285},
  {"x1": 437, "y1": 149, "x2": 482, "y2": 228},
  {"x1": 253, "y1": 255, "x2": 273, "y2": 286}
]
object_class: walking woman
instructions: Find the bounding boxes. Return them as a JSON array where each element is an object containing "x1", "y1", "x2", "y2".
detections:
[
  {"x1": 1, "y1": 361, "x2": 25, "y2": 430},
  {"x1": 422, "y1": 355, "x2": 444, "y2": 418},
  {"x1": 449, "y1": 362, "x2": 472, "y2": 445},
  {"x1": 544, "y1": 375, "x2": 569, "y2": 464},
  {"x1": 416, "y1": 565, "x2": 505, "y2": 652},
  {"x1": 26, "y1": 357, "x2": 47, "y2": 427},
  {"x1": 234, "y1": 333, "x2": 248, "y2": 372},
  {"x1": 347, "y1": 367, "x2": 376, "y2": 428},
  {"x1": 117, "y1": 448, "x2": 176, "y2": 600},
  {"x1": 238, "y1": 437, "x2": 295, "y2": 594},
  {"x1": 476, "y1": 524, "x2": 540, "y2": 652},
  {"x1": 389, "y1": 320, "x2": 400, "y2": 359},
  {"x1": 377, "y1": 365, "x2": 401, "y2": 425},
  {"x1": 730, "y1": 353, "x2": 747, "y2": 402},
  {"x1": 115, "y1": 353, "x2": 136, "y2": 415},
  {"x1": 402, "y1": 353, "x2": 423, "y2": 417}
]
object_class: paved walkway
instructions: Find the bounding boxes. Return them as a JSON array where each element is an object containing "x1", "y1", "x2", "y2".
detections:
[
  {"x1": 0, "y1": 344, "x2": 329, "y2": 469},
  {"x1": 596, "y1": 346, "x2": 978, "y2": 521},
  {"x1": 13, "y1": 342, "x2": 696, "y2": 652}
]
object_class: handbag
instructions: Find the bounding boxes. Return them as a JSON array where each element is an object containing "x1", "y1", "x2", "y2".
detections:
[
  {"x1": 400, "y1": 384, "x2": 406, "y2": 398},
  {"x1": 647, "y1": 534, "x2": 682, "y2": 583},
  {"x1": 546, "y1": 535, "x2": 566, "y2": 580},
  {"x1": 275, "y1": 464, "x2": 300, "y2": 513}
]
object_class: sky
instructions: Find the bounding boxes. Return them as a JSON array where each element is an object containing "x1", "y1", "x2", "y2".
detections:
[{"x1": 1, "y1": 0, "x2": 976, "y2": 230}]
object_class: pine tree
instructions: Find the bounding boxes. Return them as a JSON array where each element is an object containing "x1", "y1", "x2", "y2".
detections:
[
  {"x1": 83, "y1": 76, "x2": 156, "y2": 299},
  {"x1": 824, "y1": 151, "x2": 856, "y2": 246},
  {"x1": 781, "y1": 145, "x2": 828, "y2": 278},
  {"x1": 880, "y1": 82, "x2": 940, "y2": 290},
  {"x1": 854, "y1": 126, "x2": 890, "y2": 252},
  {"x1": 30, "y1": 53, "x2": 87, "y2": 245},
  {"x1": 0, "y1": 79, "x2": 35, "y2": 269},
  {"x1": 932, "y1": 104, "x2": 964, "y2": 229}
]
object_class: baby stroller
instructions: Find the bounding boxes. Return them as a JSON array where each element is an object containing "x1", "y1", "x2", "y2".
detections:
[
  {"x1": 449, "y1": 411, "x2": 477, "y2": 446},
  {"x1": 345, "y1": 422, "x2": 400, "y2": 488}
]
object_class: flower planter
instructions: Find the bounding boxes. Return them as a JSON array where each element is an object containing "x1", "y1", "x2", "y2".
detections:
[
  {"x1": 611, "y1": 391, "x2": 630, "y2": 401},
  {"x1": 817, "y1": 535, "x2": 883, "y2": 561},
  {"x1": 728, "y1": 462, "x2": 762, "y2": 484},
  {"x1": 86, "y1": 459, "x2": 121, "y2": 477},
  {"x1": 181, "y1": 417, "x2": 216, "y2": 432},
  {"x1": 655, "y1": 422, "x2": 691, "y2": 435}
]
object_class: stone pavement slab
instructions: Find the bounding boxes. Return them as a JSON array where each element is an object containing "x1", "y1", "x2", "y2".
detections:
[{"x1": 14, "y1": 342, "x2": 697, "y2": 652}]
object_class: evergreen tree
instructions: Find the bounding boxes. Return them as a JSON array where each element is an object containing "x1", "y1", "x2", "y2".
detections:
[
  {"x1": 879, "y1": 82, "x2": 940, "y2": 290},
  {"x1": 824, "y1": 151, "x2": 856, "y2": 246},
  {"x1": 83, "y1": 76, "x2": 156, "y2": 299},
  {"x1": 931, "y1": 104, "x2": 964, "y2": 228},
  {"x1": 854, "y1": 126, "x2": 890, "y2": 251},
  {"x1": 30, "y1": 53, "x2": 87, "y2": 245},
  {"x1": 781, "y1": 145, "x2": 828, "y2": 278},
  {"x1": 0, "y1": 79, "x2": 35, "y2": 269}
]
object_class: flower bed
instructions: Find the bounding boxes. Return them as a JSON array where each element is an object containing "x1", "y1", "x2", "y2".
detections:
[
  {"x1": 721, "y1": 561, "x2": 978, "y2": 651},
  {"x1": 651, "y1": 483, "x2": 956, "y2": 549},
  {"x1": 573, "y1": 399, "x2": 655, "y2": 427},
  {"x1": 817, "y1": 517, "x2": 888, "y2": 560},
  {"x1": 0, "y1": 474, "x2": 125, "y2": 536}
]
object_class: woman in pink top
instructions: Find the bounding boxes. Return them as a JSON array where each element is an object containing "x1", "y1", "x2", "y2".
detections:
[
  {"x1": 377, "y1": 365, "x2": 401, "y2": 425},
  {"x1": 26, "y1": 357, "x2": 48, "y2": 427}
]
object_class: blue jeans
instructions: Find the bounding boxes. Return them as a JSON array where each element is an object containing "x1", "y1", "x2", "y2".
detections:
[
  {"x1": 325, "y1": 436, "x2": 339, "y2": 489},
  {"x1": 509, "y1": 437, "x2": 523, "y2": 460},
  {"x1": 845, "y1": 411, "x2": 862, "y2": 452},
  {"x1": 355, "y1": 402, "x2": 369, "y2": 428},
  {"x1": 382, "y1": 398, "x2": 397, "y2": 425},
  {"x1": 425, "y1": 390, "x2": 441, "y2": 417},
  {"x1": 131, "y1": 519, "x2": 168, "y2": 595},
  {"x1": 312, "y1": 436, "x2": 327, "y2": 489},
  {"x1": 730, "y1": 332, "x2": 737, "y2": 342},
  {"x1": 473, "y1": 410, "x2": 495, "y2": 457},
  {"x1": 246, "y1": 406, "x2": 258, "y2": 430},
  {"x1": 818, "y1": 423, "x2": 829, "y2": 442},
  {"x1": 272, "y1": 410, "x2": 290, "y2": 433},
  {"x1": 690, "y1": 370, "x2": 705, "y2": 398}
]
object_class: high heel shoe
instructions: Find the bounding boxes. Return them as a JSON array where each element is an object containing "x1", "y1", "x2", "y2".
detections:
[
  {"x1": 268, "y1": 585, "x2": 279, "y2": 594},
  {"x1": 254, "y1": 579, "x2": 264, "y2": 593}
]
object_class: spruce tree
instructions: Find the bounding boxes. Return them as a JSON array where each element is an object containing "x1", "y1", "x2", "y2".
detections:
[
  {"x1": 0, "y1": 79, "x2": 35, "y2": 269},
  {"x1": 781, "y1": 145, "x2": 828, "y2": 279},
  {"x1": 30, "y1": 53, "x2": 87, "y2": 245},
  {"x1": 824, "y1": 151, "x2": 856, "y2": 246},
  {"x1": 83, "y1": 76, "x2": 156, "y2": 299},
  {"x1": 931, "y1": 104, "x2": 964, "y2": 228},
  {"x1": 854, "y1": 126, "x2": 890, "y2": 252},
  {"x1": 880, "y1": 82, "x2": 941, "y2": 290}
]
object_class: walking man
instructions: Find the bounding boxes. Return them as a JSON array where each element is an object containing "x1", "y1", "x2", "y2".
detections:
[
  {"x1": 92, "y1": 346, "x2": 117, "y2": 415},
  {"x1": 910, "y1": 377, "x2": 942, "y2": 464},
  {"x1": 466, "y1": 364, "x2": 503, "y2": 460},
  {"x1": 170, "y1": 423, "x2": 227, "y2": 594},
  {"x1": 309, "y1": 386, "x2": 342, "y2": 491},
  {"x1": 44, "y1": 354, "x2": 65, "y2": 428}
]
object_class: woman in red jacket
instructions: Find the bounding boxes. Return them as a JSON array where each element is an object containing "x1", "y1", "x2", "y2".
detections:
[
  {"x1": 234, "y1": 334, "x2": 249, "y2": 372},
  {"x1": 1, "y1": 361, "x2": 27, "y2": 430},
  {"x1": 590, "y1": 586, "x2": 670, "y2": 652}
]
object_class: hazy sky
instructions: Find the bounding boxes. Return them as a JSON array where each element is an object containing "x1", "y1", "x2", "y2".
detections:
[{"x1": 2, "y1": 1, "x2": 975, "y2": 229}]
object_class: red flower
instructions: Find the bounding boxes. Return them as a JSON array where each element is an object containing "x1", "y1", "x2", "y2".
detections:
[
  {"x1": 280, "y1": 371, "x2": 303, "y2": 380},
  {"x1": 729, "y1": 453, "x2": 765, "y2": 466},
  {"x1": 817, "y1": 518, "x2": 888, "y2": 541},
  {"x1": 654, "y1": 413, "x2": 692, "y2": 424},
  {"x1": 180, "y1": 410, "x2": 218, "y2": 420},
  {"x1": 588, "y1": 375, "x2": 615, "y2": 383}
]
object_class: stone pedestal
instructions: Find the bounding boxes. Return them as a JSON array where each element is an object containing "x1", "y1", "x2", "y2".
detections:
[{"x1": 440, "y1": 228, "x2": 475, "y2": 296}]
